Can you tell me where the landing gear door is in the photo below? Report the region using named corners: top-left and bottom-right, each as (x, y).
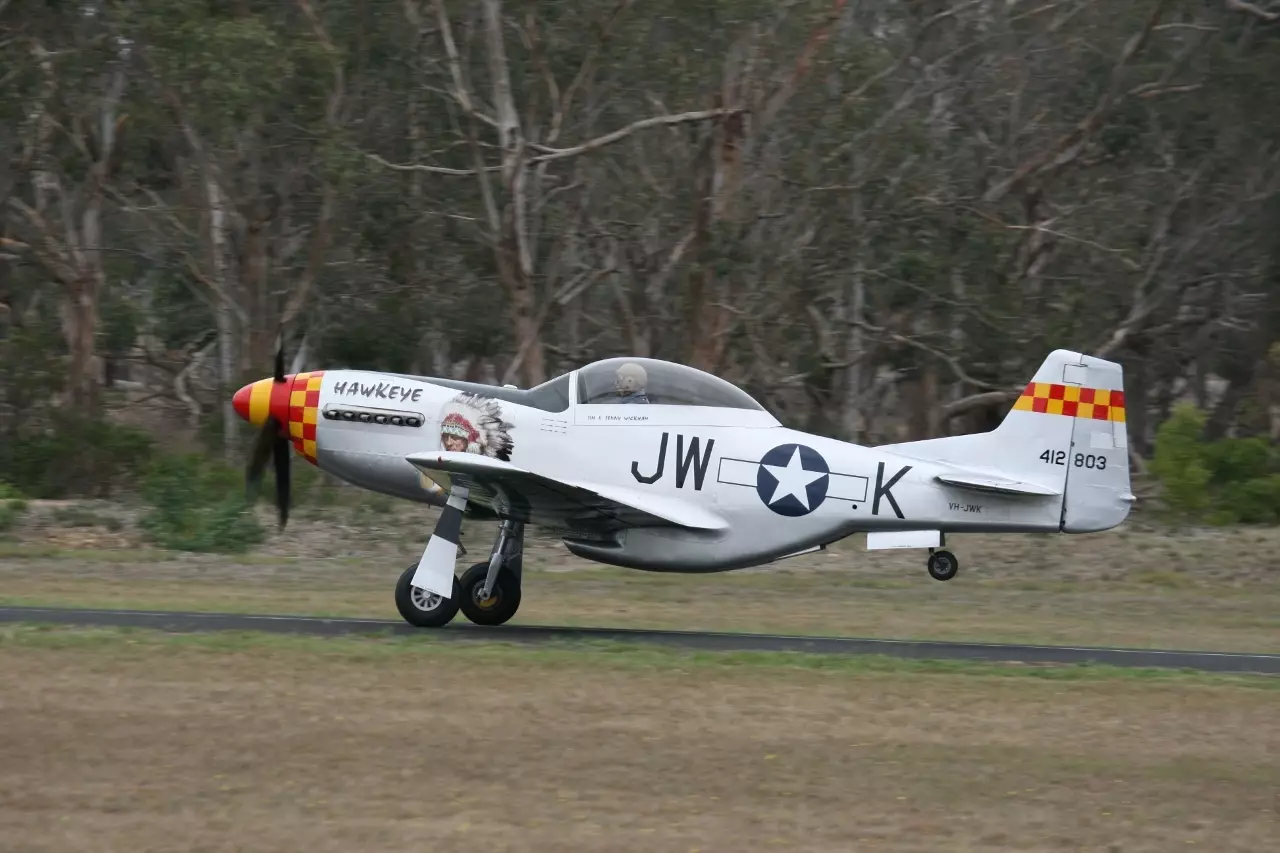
top-left (1061, 356), bottom-right (1133, 533)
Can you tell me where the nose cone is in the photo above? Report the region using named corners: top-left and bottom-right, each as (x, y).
top-left (233, 378), bottom-right (274, 427)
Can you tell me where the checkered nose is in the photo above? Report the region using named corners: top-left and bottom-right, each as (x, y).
top-left (229, 372), bottom-right (326, 466)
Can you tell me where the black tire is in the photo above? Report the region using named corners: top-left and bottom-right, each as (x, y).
top-left (395, 563), bottom-right (461, 627)
top-left (927, 549), bottom-right (959, 582)
top-left (457, 561), bottom-right (522, 626)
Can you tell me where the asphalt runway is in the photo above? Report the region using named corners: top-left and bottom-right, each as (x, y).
top-left (2, 605), bottom-right (1277, 674)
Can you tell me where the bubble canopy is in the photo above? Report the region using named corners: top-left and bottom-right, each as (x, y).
top-left (575, 357), bottom-right (766, 410)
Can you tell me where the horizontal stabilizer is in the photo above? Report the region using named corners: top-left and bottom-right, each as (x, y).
top-left (934, 473), bottom-right (1061, 497)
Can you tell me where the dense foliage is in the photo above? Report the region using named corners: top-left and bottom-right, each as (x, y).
top-left (0, 482), bottom-right (28, 536)
top-left (2, 0), bottom-right (1278, 536)
top-left (1152, 405), bottom-right (1280, 524)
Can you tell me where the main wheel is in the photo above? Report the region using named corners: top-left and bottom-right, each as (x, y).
top-left (927, 550), bottom-right (959, 582)
top-left (457, 561), bottom-right (522, 626)
top-left (395, 563), bottom-right (461, 627)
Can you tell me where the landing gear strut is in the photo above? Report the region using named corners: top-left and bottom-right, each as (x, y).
top-left (394, 519), bottom-right (525, 627)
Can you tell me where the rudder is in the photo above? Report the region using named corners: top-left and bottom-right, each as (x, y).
top-left (1054, 353), bottom-right (1134, 532)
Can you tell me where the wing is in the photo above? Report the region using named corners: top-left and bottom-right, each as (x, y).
top-left (405, 451), bottom-right (729, 532)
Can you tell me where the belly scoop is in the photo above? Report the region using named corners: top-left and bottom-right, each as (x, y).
top-left (563, 518), bottom-right (848, 573)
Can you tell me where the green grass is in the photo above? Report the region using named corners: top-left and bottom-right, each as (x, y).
top-left (3, 623), bottom-right (1277, 689)
top-left (5, 518), bottom-right (1280, 654)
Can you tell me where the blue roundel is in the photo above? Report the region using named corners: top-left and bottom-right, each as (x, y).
top-left (755, 443), bottom-right (830, 517)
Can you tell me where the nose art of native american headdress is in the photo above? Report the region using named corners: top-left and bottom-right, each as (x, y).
top-left (437, 392), bottom-right (515, 461)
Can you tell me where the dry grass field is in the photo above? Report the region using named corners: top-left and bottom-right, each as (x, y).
top-left (2, 500), bottom-right (1278, 652)
top-left (1, 628), bottom-right (1276, 853)
top-left (2, 503), bottom-right (1277, 851)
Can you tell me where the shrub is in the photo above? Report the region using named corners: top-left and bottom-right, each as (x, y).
top-left (1150, 405), bottom-right (1213, 518)
top-left (1150, 404), bottom-right (1280, 525)
top-left (0, 482), bottom-right (28, 535)
top-left (0, 416), bottom-right (154, 499)
top-left (138, 453), bottom-right (264, 553)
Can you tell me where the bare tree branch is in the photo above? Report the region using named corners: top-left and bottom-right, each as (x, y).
top-left (1133, 83), bottom-right (1204, 99)
top-left (759, 0), bottom-right (850, 126)
top-left (545, 0), bottom-right (635, 146)
top-left (532, 109), bottom-right (746, 164)
top-left (1093, 165), bottom-right (1209, 360)
top-left (983, 0), bottom-right (1174, 204)
top-left (851, 318), bottom-right (1006, 392)
top-left (364, 109), bottom-right (743, 174)
top-left (841, 0), bottom-right (986, 109)
top-left (1224, 0), bottom-right (1280, 21)
top-left (942, 390), bottom-right (1022, 421)
top-left (277, 0), bottom-right (346, 329)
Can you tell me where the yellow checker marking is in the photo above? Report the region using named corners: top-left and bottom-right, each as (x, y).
top-left (293, 372), bottom-right (325, 464)
top-left (1012, 383), bottom-right (1126, 422)
top-left (248, 379), bottom-right (272, 426)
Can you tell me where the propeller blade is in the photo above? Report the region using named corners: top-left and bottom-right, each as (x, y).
top-left (273, 331), bottom-right (286, 383)
top-left (245, 416), bottom-right (279, 496)
top-left (273, 433), bottom-right (291, 527)
top-left (410, 486), bottom-right (469, 598)
top-left (288, 331), bottom-right (309, 376)
top-left (244, 332), bottom-right (293, 524)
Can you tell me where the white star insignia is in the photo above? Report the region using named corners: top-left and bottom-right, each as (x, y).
top-left (761, 447), bottom-right (826, 510)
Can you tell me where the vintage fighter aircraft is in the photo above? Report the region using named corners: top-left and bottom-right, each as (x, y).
top-left (235, 348), bottom-right (1133, 628)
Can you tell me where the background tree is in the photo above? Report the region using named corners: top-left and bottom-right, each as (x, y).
top-left (0, 0), bottom-right (1275, 501)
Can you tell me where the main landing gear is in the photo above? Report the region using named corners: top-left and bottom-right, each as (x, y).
top-left (394, 519), bottom-right (524, 628)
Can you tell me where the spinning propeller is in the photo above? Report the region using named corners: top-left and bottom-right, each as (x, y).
top-left (244, 333), bottom-right (306, 528)
top-left (238, 331), bottom-right (464, 597)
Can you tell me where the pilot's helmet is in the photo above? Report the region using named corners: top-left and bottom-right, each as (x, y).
top-left (615, 362), bottom-right (647, 393)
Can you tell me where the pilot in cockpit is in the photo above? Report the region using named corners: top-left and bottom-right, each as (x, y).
top-left (613, 362), bottom-right (651, 404)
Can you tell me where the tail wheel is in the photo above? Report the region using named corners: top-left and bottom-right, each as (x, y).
top-left (927, 550), bottom-right (959, 582)
top-left (395, 564), bottom-right (461, 627)
top-left (458, 561), bottom-right (522, 626)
